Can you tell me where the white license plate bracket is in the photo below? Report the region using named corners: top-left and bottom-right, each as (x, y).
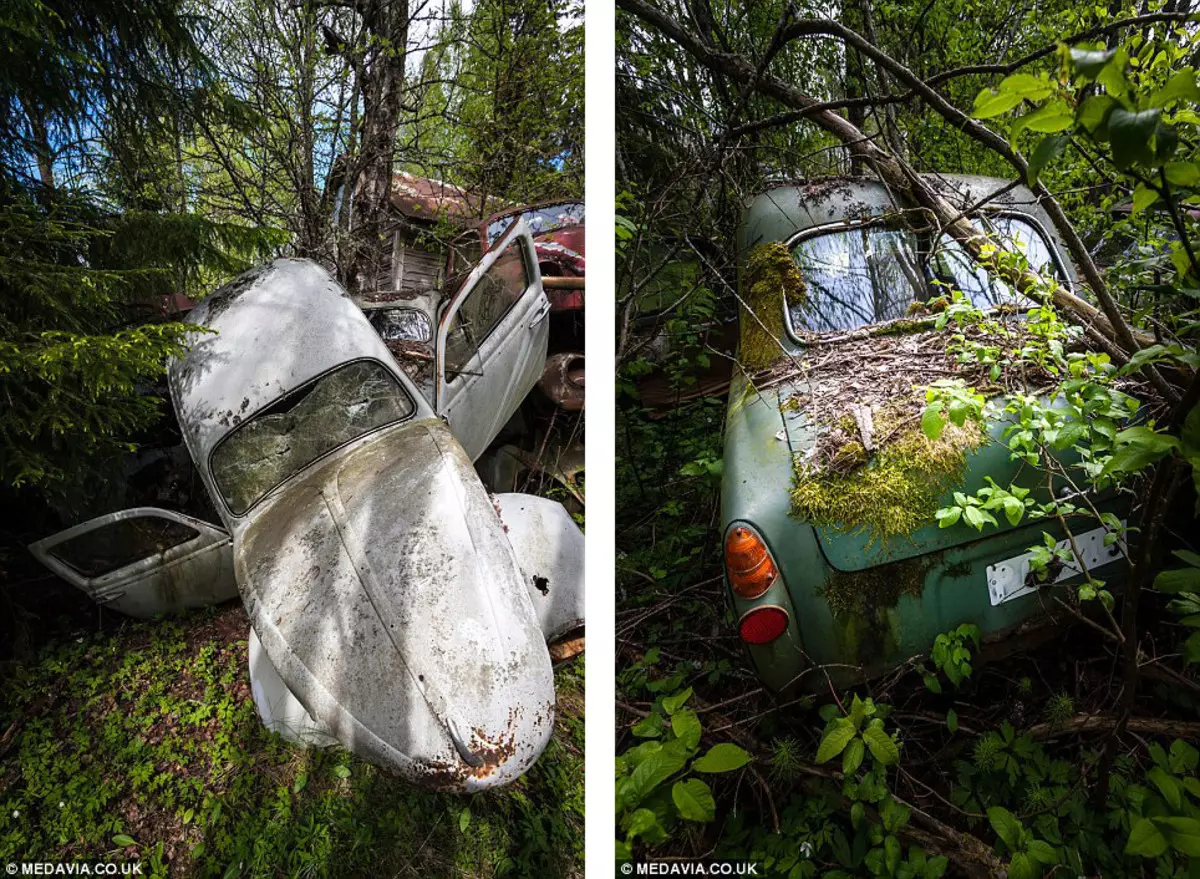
top-left (985, 522), bottom-right (1125, 607)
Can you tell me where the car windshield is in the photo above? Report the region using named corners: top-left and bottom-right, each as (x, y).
top-left (210, 360), bottom-right (415, 515)
top-left (486, 202), bottom-right (584, 245)
top-left (788, 216), bottom-right (1059, 334)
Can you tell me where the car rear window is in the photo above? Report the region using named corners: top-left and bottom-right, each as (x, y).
top-left (210, 360), bottom-right (415, 515)
top-left (787, 216), bottom-right (1060, 334)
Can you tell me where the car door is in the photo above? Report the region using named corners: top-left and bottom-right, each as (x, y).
top-left (28, 507), bottom-right (237, 619)
top-left (435, 218), bottom-right (550, 460)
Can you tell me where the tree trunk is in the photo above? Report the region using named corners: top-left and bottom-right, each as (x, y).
top-left (344, 0), bottom-right (410, 293)
top-left (26, 105), bottom-right (54, 189)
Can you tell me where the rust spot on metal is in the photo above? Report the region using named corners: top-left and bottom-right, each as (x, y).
top-left (538, 352), bottom-right (584, 410)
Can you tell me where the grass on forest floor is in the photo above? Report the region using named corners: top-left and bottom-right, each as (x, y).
top-left (0, 603), bottom-right (584, 879)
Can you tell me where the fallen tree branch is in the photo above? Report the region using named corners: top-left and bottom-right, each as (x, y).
top-left (616, 0), bottom-right (1182, 401)
top-left (1025, 713), bottom-right (1200, 742)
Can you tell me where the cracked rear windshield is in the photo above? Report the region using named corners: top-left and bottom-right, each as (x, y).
top-left (211, 360), bottom-right (415, 515)
top-left (788, 216), bottom-right (1058, 333)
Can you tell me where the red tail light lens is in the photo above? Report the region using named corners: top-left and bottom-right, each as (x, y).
top-left (738, 606), bottom-right (789, 645)
top-left (725, 526), bottom-right (777, 599)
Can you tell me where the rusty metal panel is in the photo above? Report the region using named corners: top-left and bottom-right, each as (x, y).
top-left (493, 493), bottom-right (585, 644)
top-left (235, 419), bottom-right (556, 791)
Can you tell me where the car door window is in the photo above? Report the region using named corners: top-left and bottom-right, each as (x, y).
top-left (48, 517), bottom-right (199, 577)
top-left (444, 240), bottom-right (531, 378)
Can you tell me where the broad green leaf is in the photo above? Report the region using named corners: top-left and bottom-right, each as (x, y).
top-left (885, 834), bottom-right (902, 874)
top-left (973, 89), bottom-right (1023, 119)
top-left (843, 736), bottom-right (865, 775)
top-left (632, 713), bottom-right (665, 738)
top-left (1109, 108), bottom-right (1162, 169)
top-left (1165, 161), bottom-right (1200, 188)
top-left (459, 809), bottom-right (471, 832)
top-left (1125, 817), bottom-right (1169, 857)
top-left (671, 709), bottom-right (702, 750)
top-left (946, 709), bottom-right (958, 732)
top-left (1052, 421), bottom-right (1087, 450)
top-left (999, 73), bottom-right (1053, 100)
top-left (1077, 94), bottom-right (1116, 135)
top-left (987, 806), bottom-right (1023, 850)
top-left (1027, 135), bottom-right (1068, 186)
top-left (935, 507), bottom-right (962, 528)
top-left (1182, 403), bottom-right (1200, 457)
top-left (672, 778), bottom-right (716, 822)
top-left (112, 835), bottom-right (136, 847)
top-left (1027, 840), bottom-right (1057, 865)
top-left (624, 808), bottom-right (665, 842)
top-left (862, 725), bottom-right (900, 765)
top-left (1021, 100), bottom-right (1074, 133)
top-left (921, 404), bottom-right (946, 440)
top-left (629, 745), bottom-right (689, 804)
top-left (1131, 184), bottom-right (1160, 214)
top-left (661, 687), bottom-right (693, 715)
top-left (692, 742), bottom-right (752, 773)
top-left (1102, 441), bottom-right (1175, 476)
top-left (1007, 852), bottom-right (1038, 879)
top-left (963, 504), bottom-right (995, 531)
top-left (816, 719), bottom-right (858, 763)
top-left (1069, 47), bottom-right (1117, 79)
top-left (1147, 765), bottom-right (1183, 810)
top-left (1153, 567), bottom-right (1200, 593)
top-left (1185, 631), bottom-right (1200, 664)
top-left (1150, 70), bottom-right (1200, 108)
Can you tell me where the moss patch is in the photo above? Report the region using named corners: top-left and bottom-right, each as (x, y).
top-left (739, 242), bottom-right (807, 369)
top-left (790, 401), bottom-right (985, 541)
top-left (820, 555), bottom-right (935, 666)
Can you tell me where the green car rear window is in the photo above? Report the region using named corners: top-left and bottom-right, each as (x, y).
top-left (788, 216), bottom-right (1059, 334)
top-left (210, 360), bottom-right (415, 515)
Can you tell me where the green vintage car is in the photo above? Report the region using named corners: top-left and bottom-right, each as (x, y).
top-left (721, 175), bottom-right (1129, 692)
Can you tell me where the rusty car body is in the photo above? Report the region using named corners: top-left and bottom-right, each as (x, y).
top-left (722, 175), bottom-right (1129, 692)
top-left (29, 226), bottom-right (584, 790)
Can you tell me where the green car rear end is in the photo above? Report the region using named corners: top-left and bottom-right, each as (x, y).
top-left (720, 176), bottom-right (1130, 692)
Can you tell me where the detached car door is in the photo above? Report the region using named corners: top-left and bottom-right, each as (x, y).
top-left (436, 218), bottom-right (549, 460)
top-left (29, 507), bottom-right (237, 619)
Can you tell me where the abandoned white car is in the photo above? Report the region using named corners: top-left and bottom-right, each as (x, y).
top-left (29, 219), bottom-right (584, 791)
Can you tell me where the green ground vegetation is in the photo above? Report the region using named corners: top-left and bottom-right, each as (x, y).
top-left (0, 605), bottom-right (584, 878)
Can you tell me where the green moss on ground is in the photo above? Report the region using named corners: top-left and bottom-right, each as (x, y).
top-left (791, 402), bottom-right (985, 541)
top-left (739, 242), bottom-right (807, 369)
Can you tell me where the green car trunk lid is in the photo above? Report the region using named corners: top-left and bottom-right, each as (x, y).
top-left (775, 380), bottom-right (1099, 573)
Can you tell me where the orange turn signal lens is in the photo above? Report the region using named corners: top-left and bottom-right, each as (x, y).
top-left (725, 525), bottom-right (777, 599)
top-left (738, 606), bottom-right (789, 645)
